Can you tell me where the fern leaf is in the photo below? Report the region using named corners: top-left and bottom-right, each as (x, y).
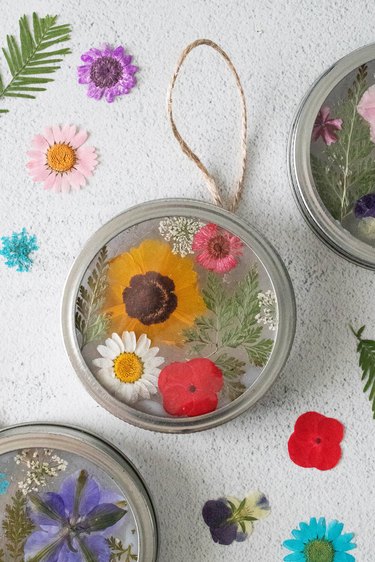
top-left (2, 490), bottom-right (34, 561)
top-left (351, 325), bottom-right (375, 418)
top-left (0, 12), bottom-right (71, 113)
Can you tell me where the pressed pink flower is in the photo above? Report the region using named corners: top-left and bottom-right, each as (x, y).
top-left (312, 106), bottom-right (342, 145)
top-left (358, 84), bottom-right (375, 142)
top-left (26, 125), bottom-right (98, 193)
top-left (192, 223), bottom-right (243, 273)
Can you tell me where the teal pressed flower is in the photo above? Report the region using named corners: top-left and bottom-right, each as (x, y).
top-left (0, 228), bottom-right (38, 271)
top-left (283, 517), bottom-right (356, 562)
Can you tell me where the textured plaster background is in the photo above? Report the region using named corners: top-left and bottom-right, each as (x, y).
top-left (0, 0), bottom-right (374, 560)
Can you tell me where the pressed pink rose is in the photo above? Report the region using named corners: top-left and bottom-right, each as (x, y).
top-left (192, 223), bottom-right (243, 273)
top-left (358, 84), bottom-right (375, 142)
top-left (312, 106), bottom-right (342, 145)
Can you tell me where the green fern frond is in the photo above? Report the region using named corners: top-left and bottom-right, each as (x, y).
top-left (351, 325), bottom-right (375, 419)
top-left (0, 12), bottom-right (71, 112)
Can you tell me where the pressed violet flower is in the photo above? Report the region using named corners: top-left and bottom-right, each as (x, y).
top-left (102, 240), bottom-right (206, 345)
top-left (158, 358), bottom-right (223, 416)
top-left (78, 45), bottom-right (138, 103)
top-left (27, 125), bottom-right (98, 193)
top-left (312, 107), bottom-right (342, 145)
top-left (192, 223), bottom-right (244, 273)
top-left (354, 192), bottom-right (375, 218)
top-left (93, 331), bottom-right (164, 404)
top-left (202, 491), bottom-right (270, 546)
top-left (288, 412), bottom-right (344, 471)
top-left (358, 84), bottom-right (375, 142)
top-left (283, 517), bottom-right (356, 562)
top-left (0, 228), bottom-right (38, 272)
top-left (24, 469), bottom-right (127, 561)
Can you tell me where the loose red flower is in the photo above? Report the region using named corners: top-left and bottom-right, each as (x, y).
top-left (288, 411), bottom-right (344, 471)
top-left (158, 358), bottom-right (223, 417)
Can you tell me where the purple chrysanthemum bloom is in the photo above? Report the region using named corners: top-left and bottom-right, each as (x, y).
top-left (354, 192), bottom-right (375, 219)
top-left (78, 45), bottom-right (138, 103)
top-left (24, 469), bottom-right (127, 561)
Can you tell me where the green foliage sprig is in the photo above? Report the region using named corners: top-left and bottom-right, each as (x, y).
top-left (0, 13), bottom-right (71, 113)
top-left (106, 537), bottom-right (138, 561)
top-left (311, 64), bottom-right (375, 221)
top-left (75, 246), bottom-right (111, 348)
top-left (184, 268), bottom-right (274, 401)
top-left (2, 491), bottom-right (35, 561)
top-left (351, 325), bottom-right (375, 418)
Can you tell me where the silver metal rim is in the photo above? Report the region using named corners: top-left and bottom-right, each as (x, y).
top-left (289, 42), bottom-right (375, 269)
top-left (61, 198), bottom-right (296, 433)
top-left (0, 422), bottom-right (158, 561)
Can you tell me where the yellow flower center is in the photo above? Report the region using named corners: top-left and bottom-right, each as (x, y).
top-left (47, 143), bottom-right (76, 173)
top-left (113, 352), bottom-right (143, 383)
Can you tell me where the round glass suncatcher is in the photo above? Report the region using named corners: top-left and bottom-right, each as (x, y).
top-left (290, 43), bottom-right (375, 268)
top-left (0, 423), bottom-right (157, 561)
top-left (62, 199), bottom-right (295, 433)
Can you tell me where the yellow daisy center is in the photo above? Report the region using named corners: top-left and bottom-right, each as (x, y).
top-left (47, 143), bottom-right (76, 173)
top-left (113, 352), bottom-right (143, 383)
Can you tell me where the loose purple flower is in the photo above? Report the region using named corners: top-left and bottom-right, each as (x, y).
top-left (78, 45), bottom-right (138, 103)
top-left (312, 106), bottom-right (342, 145)
top-left (354, 192), bottom-right (375, 218)
top-left (24, 469), bottom-right (127, 561)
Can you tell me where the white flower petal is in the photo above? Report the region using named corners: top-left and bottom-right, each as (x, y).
top-left (111, 333), bottom-right (125, 352)
top-left (123, 331), bottom-right (136, 352)
top-left (92, 358), bottom-right (112, 369)
top-left (135, 333), bottom-right (150, 356)
top-left (145, 346), bottom-right (160, 358)
top-left (97, 345), bottom-right (117, 360)
top-left (105, 337), bottom-right (121, 355)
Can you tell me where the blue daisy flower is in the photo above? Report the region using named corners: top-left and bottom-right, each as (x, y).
top-left (0, 228), bottom-right (38, 272)
top-left (283, 517), bottom-right (356, 562)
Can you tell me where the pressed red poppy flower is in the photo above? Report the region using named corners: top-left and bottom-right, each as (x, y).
top-left (158, 358), bottom-right (223, 417)
top-left (288, 411), bottom-right (344, 471)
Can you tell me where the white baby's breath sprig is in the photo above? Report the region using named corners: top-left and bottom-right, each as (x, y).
top-left (159, 217), bottom-right (204, 257)
top-left (15, 448), bottom-right (68, 495)
top-left (255, 290), bottom-right (277, 331)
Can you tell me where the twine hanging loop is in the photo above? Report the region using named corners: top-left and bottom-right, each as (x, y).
top-left (167, 38), bottom-right (248, 213)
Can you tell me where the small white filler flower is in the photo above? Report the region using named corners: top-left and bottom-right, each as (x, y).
top-left (93, 331), bottom-right (164, 404)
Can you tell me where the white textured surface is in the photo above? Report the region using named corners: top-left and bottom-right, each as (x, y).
top-left (1, 0), bottom-right (374, 560)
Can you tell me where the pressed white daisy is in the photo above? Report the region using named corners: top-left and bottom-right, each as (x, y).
top-left (93, 331), bottom-right (164, 404)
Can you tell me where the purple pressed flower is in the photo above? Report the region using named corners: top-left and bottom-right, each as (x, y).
top-left (312, 106), bottom-right (343, 145)
top-left (202, 492), bottom-right (270, 546)
top-left (24, 469), bottom-right (127, 562)
top-left (354, 192), bottom-right (375, 218)
top-left (78, 45), bottom-right (138, 103)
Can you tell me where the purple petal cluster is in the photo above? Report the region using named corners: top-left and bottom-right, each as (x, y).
top-left (78, 45), bottom-right (138, 103)
top-left (202, 499), bottom-right (239, 545)
top-left (24, 469), bottom-right (126, 561)
top-left (354, 192), bottom-right (375, 218)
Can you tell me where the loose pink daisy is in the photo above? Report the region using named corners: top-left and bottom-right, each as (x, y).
top-left (27, 125), bottom-right (98, 193)
top-left (192, 223), bottom-right (244, 273)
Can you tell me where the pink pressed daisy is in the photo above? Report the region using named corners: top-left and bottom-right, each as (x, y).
top-left (27, 125), bottom-right (98, 193)
top-left (192, 223), bottom-right (244, 273)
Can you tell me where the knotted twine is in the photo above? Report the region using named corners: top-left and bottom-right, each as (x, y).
top-left (167, 39), bottom-right (248, 213)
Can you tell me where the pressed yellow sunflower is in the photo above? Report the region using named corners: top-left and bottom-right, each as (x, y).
top-left (102, 239), bottom-right (206, 344)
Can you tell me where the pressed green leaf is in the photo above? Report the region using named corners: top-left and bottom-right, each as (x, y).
top-left (352, 325), bottom-right (375, 418)
top-left (3, 92), bottom-right (35, 98)
top-left (0, 13), bottom-right (71, 108)
top-left (2, 490), bottom-right (35, 561)
top-left (7, 86), bottom-right (46, 92)
top-left (0, 108), bottom-right (9, 113)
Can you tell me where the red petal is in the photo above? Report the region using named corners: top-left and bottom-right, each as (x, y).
top-left (317, 416), bottom-right (344, 444)
top-left (288, 433), bottom-right (314, 468)
top-left (188, 358), bottom-right (224, 393)
top-left (293, 411), bottom-right (325, 439)
top-left (308, 442), bottom-right (342, 471)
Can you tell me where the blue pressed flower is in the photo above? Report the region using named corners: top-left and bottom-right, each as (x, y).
top-left (282, 517), bottom-right (356, 562)
top-left (0, 228), bottom-right (38, 272)
top-left (202, 492), bottom-right (270, 546)
top-left (24, 469), bottom-right (127, 561)
top-left (354, 192), bottom-right (375, 218)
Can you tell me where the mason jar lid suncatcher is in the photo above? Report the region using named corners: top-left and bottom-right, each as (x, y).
top-left (0, 423), bottom-right (158, 561)
top-left (289, 42), bottom-right (375, 268)
top-left (62, 40), bottom-right (296, 433)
